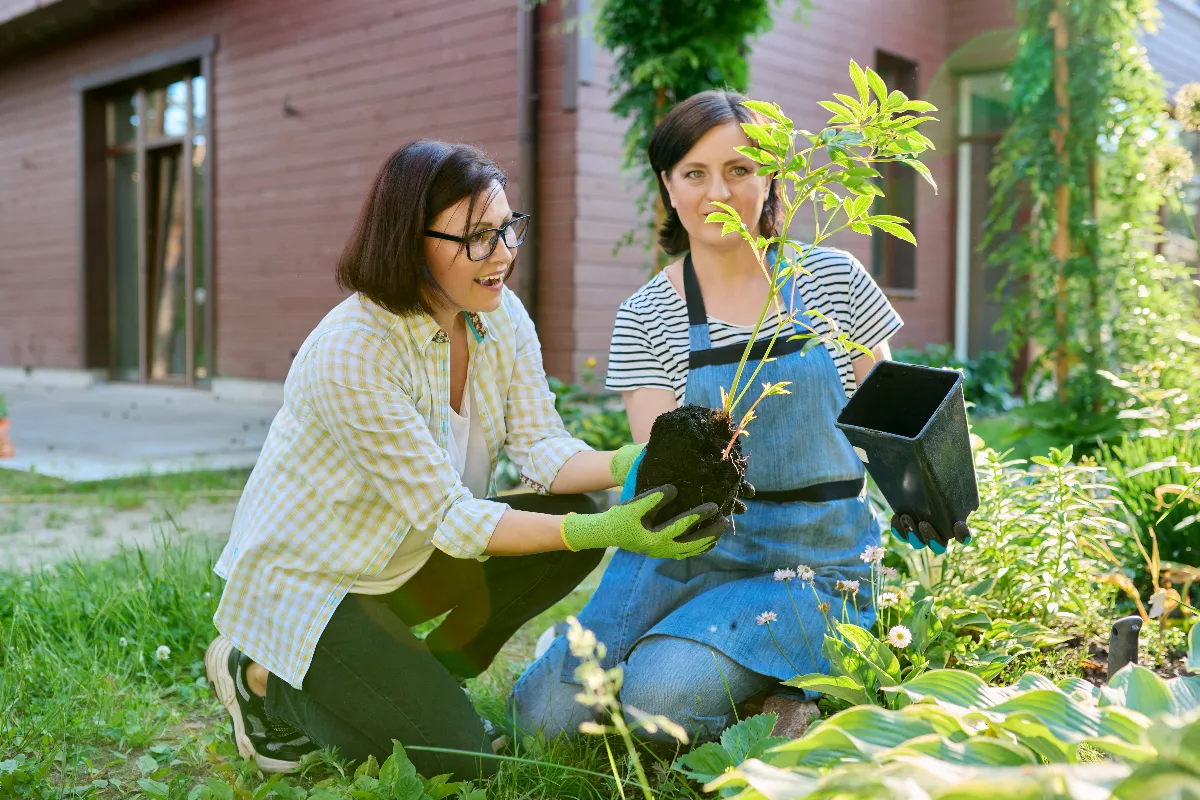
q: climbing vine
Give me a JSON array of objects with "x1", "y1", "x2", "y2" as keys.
[
  {"x1": 594, "y1": 0, "x2": 806, "y2": 263},
  {"x1": 984, "y1": 0, "x2": 1200, "y2": 410}
]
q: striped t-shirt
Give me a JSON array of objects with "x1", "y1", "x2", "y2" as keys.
[{"x1": 605, "y1": 246, "x2": 903, "y2": 403}]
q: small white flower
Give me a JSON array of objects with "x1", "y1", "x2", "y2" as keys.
[
  {"x1": 836, "y1": 579, "x2": 860, "y2": 595},
  {"x1": 155, "y1": 645, "x2": 171, "y2": 662},
  {"x1": 203, "y1": 592, "x2": 212, "y2": 600},
  {"x1": 756, "y1": 611, "x2": 778, "y2": 626},
  {"x1": 887, "y1": 625, "x2": 913, "y2": 649},
  {"x1": 797, "y1": 565, "x2": 815, "y2": 583},
  {"x1": 880, "y1": 566, "x2": 899, "y2": 581},
  {"x1": 860, "y1": 545, "x2": 885, "y2": 564},
  {"x1": 773, "y1": 568, "x2": 796, "y2": 582},
  {"x1": 1148, "y1": 589, "x2": 1168, "y2": 619},
  {"x1": 879, "y1": 592, "x2": 900, "y2": 608},
  {"x1": 118, "y1": 637, "x2": 128, "y2": 647}
]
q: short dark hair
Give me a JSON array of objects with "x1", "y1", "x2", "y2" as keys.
[
  {"x1": 647, "y1": 90, "x2": 782, "y2": 256},
  {"x1": 335, "y1": 140, "x2": 507, "y2": 316}
]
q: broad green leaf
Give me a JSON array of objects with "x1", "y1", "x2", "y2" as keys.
[
  {"x1": 1166, "y1": 674, "x2": 1200, "y2": 713},
  {"x1": 888, "y1": 668, "x2": 1008, "y2": 710},
  {"x1": 1102, "y1": 665, "x2": 1174, "y2": 717},
  {"x1": 850, "y1": 221, "x2": 871, "y2": 235},
  {"x1": 833, "y1": 92, "x2": 863, "y2": 115},
  {"x1": 1189, "y1": 623, "x2": 1200, "y2": 671},
  {"x1": 784, "y1": 673, "x2": 874, "y2": 706},
  {"x1": 767, "y1": 706, "x2": 943, "y2": 767},
  {"x1": 721, "y1": 713, "x2": 789, "y2": 765},
  {"x1": 423, "y1": 775, "x2": 465, "y2": 800},
  {"x1": 136, "y1": 779, "x2": 170, "y2": 799},
  {"x1": 837, "y1": 623, "x2": 902, "y2": 686},
  {"x1": 136, "y1": 755, "x2": 158, "y2": 776},
  {"x1": 1014, "y1": 672, "x2": 1059, "y2": 693},
  {"x1": 902, "y1": 597, "x2": 942, "y2": 654},
  {"x1": 888, "y1": 733, "x2": 1037, "y2": 766},
  {"x1": 905, "y1": 158, "x2": 938, "y2": 191},
  {"x1": 1058, "y1": 677, "x2": 1101, "y2": 702},
  {"x1": 817, "y1": 100, "x2": 855, "y2": 123},
  {"x1": 898, "y1": 99, "x2": 937, "y2": 113},
  {"x1": 704, "y1": 758, "x2": 821, "y2": 798},
  {"x1": 852, "y1": 195, "x2": 872, "y2": 219},
  {"x1": 673, "y1": 741, "x2": 733, "y2": 784},
  {"x1": 823, "y1": 635, "x2": 879, "y2": 697}
]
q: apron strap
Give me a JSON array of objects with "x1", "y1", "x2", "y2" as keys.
[
  {"x1": 753, "y1": 477, "x2": 865, "y2": 503},
  {"x1": 682, "y1": 253, "x2": 708, "y2": 327}
]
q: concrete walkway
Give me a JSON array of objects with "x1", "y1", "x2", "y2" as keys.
[{"x1": 0, "y1": 383, "x2": 280, "y2": 482}]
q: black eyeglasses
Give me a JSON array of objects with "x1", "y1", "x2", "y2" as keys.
[{"x1": 425, "y1": 212, "x2": 531, "y2": 262}]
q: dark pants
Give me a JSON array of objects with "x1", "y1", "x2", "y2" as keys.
[{"x1": 266, "y1": 493, "x2": 603, "y2": 781}]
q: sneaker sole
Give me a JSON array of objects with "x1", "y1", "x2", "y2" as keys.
[{"x1": 204, "y1": 635, "x2": 299, "y2": 774}]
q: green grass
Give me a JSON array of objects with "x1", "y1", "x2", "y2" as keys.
[
  {"x1": 0, "y1": 467, "x2": 253, "y2": 513},
  {"x1": 0, "y1": 538, "x2": 701, "y2": 800}
]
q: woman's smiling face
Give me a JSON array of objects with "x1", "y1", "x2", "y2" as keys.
[
  {"x1": 660, "y1": 121, "x2": 770, "y2": 253},
  {"x1": 423, "y1": 183, "x2": 517, "y2": 316}
]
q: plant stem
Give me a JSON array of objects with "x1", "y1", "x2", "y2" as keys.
[
  {"x1": 764, "y1": 621, "x2": 803, "y2": 675},
  {"x1": 783, "y1": 580, "x2": 818, "y2": 666}
]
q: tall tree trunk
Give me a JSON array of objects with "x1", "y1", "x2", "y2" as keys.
[
  {"x1": 1050, "y1": 2, "x2": 1072, "y2": 403},
  {"x1": 1088, "y1": 156, "x2": 1102, "y2": 413}
]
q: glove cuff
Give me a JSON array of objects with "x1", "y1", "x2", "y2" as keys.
[
  {"x1": 610, "y1": 442, "x2": 646, "y2": 485},
  {"x1": 560, "y1": 513, "x2": 581, "y2": 552}
]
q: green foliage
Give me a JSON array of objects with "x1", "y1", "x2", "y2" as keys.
[
  {"x1": 696, "y1": 668, "x2": 1200, "y2": 800},
  {"x1": 1100, "y1": 429, "x2": 1200, "y2": 573},
  {"x1": 702, "y1": 64, "x2": 937, "y2": 434},
  {"x1": 892, "y1": 344, "x2": 1016, "y2": 417},
  {"x1": 594, "y1": 0, "x2": 785, "y2": 235},
  {"x1": 546, "y1": 375, "x2": 633, "y2": 451},
  {"x1": 940, "y1": 446, "x2": 1124, "y2": 627},
  {"x1": 674, "y1": 713, "x2": 787, "y2": 787},
  {"x1": 985, "y1": 0, "x2": 1200, "y2": 412}
]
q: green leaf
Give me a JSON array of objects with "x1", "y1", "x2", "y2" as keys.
[
  {"x1": 741, "y1": 100, "x2": 788, "y2": 125},
  {"x1": 904, "y1": 158, "x2": 938, "y2": 191},
  {"x1": 865, "y1": 67, "x2": 889, "y2": 107},
  {"x1": 823, "y1": 635, "x2": 880, "y2": 699},
  {"x1": 898, "y1": 99, "x2": 937, "y2": 113},
  {"x1": 136, "y1": 755, "x2": 159, "y2": 776},
  {"x1": 422, "y1": 775, "x2": 466, "y2": 800},
  {"x1": 849, "y1": 59, "x2": 869, "y2": 106},
  {"x1": 136, "y1": 779, "x2": 170, "y2": 799},
  {"x1": 888, "y1": 668, "x2": 1007, "y2": 710},
  {"x1": 720, "y1": 713, "x2": 789, "y2": 765},
  {"x1": 784, "y1": 673, "x2": 874, "y2": 706},
  {"x1": 866, "y1": 218, "x2": 917, "y2": 245},
  {"x1": 734, "y1": 145, "x2": 775, "y2": 166},
  {"x1": 817, "y1": 100, "x2": 855, "y2": 123},
  {"x1": 1189, "y1": 624, "x2": 1200, "y2": 671},
  {"x1": 850, "y1": 222, "x2": 871, "y2": 235},
  {"x1": 837, "y1": 623, "x2": 902, "y2": 687},
  {"x1": 673, "y1": 742, "x2": 733, "y2": 784},
  {"x1": 889, "y1": 733, "x2": 1037, "y2": 766},
  {"x1": 1166, "y1": 675, "x2": 1200, "y2": 714},
  {"x1": 1102, "y1": 665, "x2": 1174, "y2": 717},
  {"x1": 901, "y1": 597, "x2": 942, "y2": 655}
]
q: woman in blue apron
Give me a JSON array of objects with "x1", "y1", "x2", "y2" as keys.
[{"x1": 509, "y1": 89, "x2": 908, "y2": 742}]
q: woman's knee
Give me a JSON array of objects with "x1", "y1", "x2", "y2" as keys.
[
  {"x1": 620, "y1": 637, "x2": 770, "y2": 741},
  {"x1": 508, "y1": 637, "x2": 595, "y2": 739}
]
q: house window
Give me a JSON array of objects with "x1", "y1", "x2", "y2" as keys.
[
  {"x1": 871, "y1": 50, "x2": 919, "y2": 292},
  {"x1": 77, "y1": 38, "x2": 213, "y2": 386}
]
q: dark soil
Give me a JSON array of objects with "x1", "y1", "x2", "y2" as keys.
[{"x1": 634, "y1": 404, "x2": 747, "y2": 524}]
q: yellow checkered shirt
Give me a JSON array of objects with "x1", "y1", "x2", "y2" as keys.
[{"x1": 213, "y1": 290, "x2": 590, "y2": 689}]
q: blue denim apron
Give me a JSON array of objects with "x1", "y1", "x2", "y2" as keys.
[{"x1": 575, "y1": 253, "x2": 878, "y2": 682}]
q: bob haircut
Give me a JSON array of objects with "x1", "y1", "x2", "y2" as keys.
[
  {"x1": 335, "y1": 140, "x2": 507, "y2": 316},
  {"x1": 648, "y1": 90, "x2": 782, "y2": 257}
]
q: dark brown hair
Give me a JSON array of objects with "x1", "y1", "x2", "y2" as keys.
[
  {"x1": 648, "y1": 90, "x2": 782, "y2": 256},
  {"x1": 335, "y1": 140, "x2": 507, "y2": 315}
]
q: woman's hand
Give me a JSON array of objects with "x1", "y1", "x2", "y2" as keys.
[
  {"x1": 560, "y1": 485, "x2": 727, "y2": 559},
  {"x1": 892, "y1": 513, "x2": 972, "y2": 555}
]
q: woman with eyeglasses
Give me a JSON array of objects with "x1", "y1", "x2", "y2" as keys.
[{"x1": 203, "y1": 140, "x2": 726, "y2": 781}]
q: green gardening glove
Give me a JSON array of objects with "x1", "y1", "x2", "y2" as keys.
[
  {"x1": 610, "y1": 442, "x2": 646, "y2": 485},
  {"x1": 560, "y1": 485, "x2": 726, "y2": 560}
]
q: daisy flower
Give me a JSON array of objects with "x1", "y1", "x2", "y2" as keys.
[
  {"x1": 887, "y1": 625, "x2": 912, "y2": 649},
  {"x1": 797, "y1": 565, "x2": 815, "y2": 583},
  {"x1": 155, "y1": 645, "x2": 171, "y2": 662},
  {"x1": 860, "y1": 545, "x2": 885, "y2": 564},
  {"x1": 879, "y1": 592, "x2": 900, "y2": 608},
  {"x1": 756, "y1": 611, "x2": 778, "y2": 626},
  {"x1": 836, "y1": 579, "x2": 860, "y2": 595},
  {"x1": 773, "y1": 568, "x2": 796, "y2": 582},
  {"x1": 880, "y1": 566, "x2": 899, "y2": 581}
]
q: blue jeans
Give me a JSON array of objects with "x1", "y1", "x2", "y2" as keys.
[{"x1": 508, "y1": 633, "x2": 775, "y2": 744}]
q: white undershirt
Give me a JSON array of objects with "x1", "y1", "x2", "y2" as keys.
[{"x1": 351, "y1": 364, "x2": 491, "y2": 594}]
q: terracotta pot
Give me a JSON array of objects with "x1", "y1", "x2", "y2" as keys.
[{"x1": 0, "y1": 417, "x2": 13, "y2": 459}]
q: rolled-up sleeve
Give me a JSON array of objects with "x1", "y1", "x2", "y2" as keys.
[
  {"x1": 304, "y1": 328, "x2": 505, "y2": 558},
  {"x1": 501, "y1": 298, "x2": 591, "y2": 494}
]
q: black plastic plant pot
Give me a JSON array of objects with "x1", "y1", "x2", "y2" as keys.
[{"x1": 835, "y1": 361, "x2": 979, "y2": 544}]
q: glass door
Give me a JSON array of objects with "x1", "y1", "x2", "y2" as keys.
[{"x1": 106, "y1": 72, "x2": 209, "y2": 385}]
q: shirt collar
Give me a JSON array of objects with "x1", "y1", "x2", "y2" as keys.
[{"x1": 402, "y1": 309, "x2": 490, "y2": 353}]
